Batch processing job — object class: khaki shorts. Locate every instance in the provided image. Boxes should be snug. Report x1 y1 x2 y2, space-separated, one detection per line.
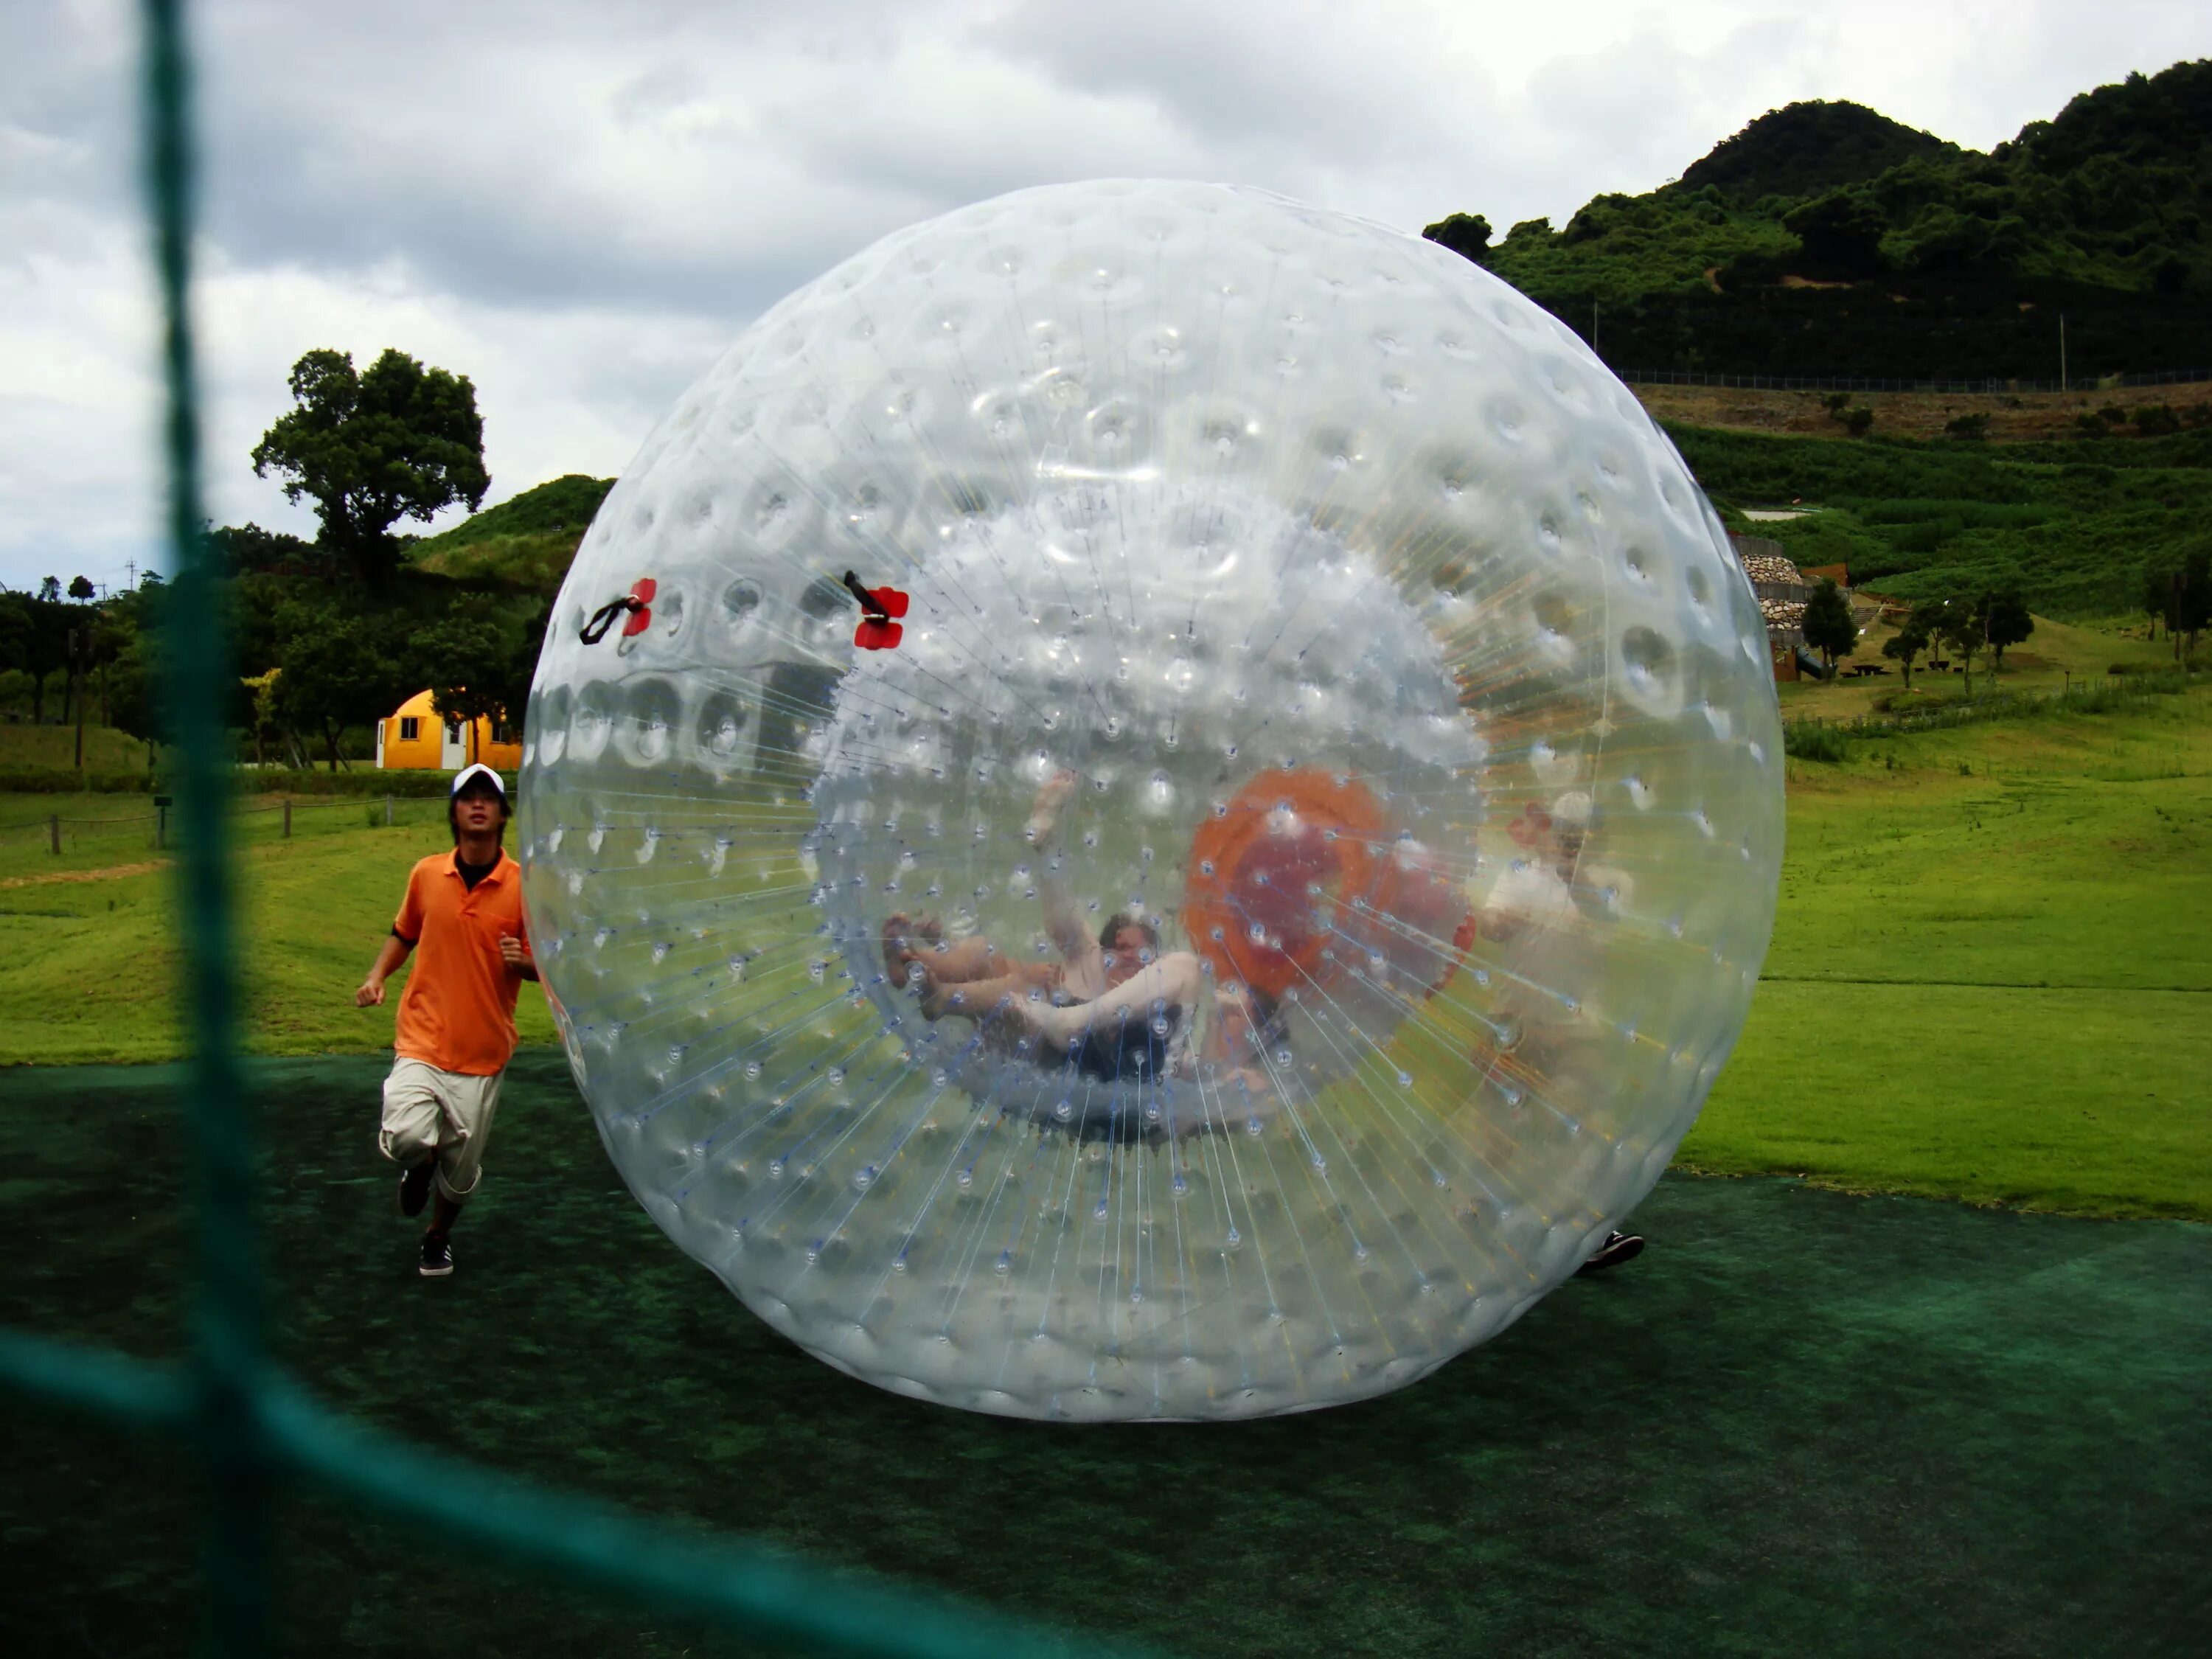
378 1057 505 1203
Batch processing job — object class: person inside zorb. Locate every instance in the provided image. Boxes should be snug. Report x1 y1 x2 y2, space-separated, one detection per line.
883 770 1208 1121
518 178 1783 1422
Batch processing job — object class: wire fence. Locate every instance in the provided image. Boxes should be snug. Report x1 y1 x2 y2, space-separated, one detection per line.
0 792 451 858
0 6 1153 1658
1621 367 2212 395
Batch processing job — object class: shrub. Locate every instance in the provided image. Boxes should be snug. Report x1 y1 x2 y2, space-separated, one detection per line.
1782 719 1851 762
1838 406 1875 438
2073 412 2110 439
2134 404 2182 437
1944 412 1991 440
2100 404 2128 425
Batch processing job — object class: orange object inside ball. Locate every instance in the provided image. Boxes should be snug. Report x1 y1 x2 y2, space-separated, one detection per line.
1183 768 1390 998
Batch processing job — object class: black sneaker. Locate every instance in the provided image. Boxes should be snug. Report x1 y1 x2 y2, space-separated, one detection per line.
398 1160 436 1218
419 1231 454 1279
1576 1231 1644 1276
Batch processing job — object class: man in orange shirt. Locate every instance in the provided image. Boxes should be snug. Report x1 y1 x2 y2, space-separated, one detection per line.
355 764 538 1278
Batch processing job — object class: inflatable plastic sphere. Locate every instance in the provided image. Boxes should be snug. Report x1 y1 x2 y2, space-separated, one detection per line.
519 180 1784 1422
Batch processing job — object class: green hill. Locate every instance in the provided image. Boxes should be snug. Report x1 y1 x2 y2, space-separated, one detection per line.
1428 60 2212 379
1674 100 1961 201
1674 423 2212 616
406 473 611 590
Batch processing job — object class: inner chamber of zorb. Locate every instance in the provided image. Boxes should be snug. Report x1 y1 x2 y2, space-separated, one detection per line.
517 182 1781 1420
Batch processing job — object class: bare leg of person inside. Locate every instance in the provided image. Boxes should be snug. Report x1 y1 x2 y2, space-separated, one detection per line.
917 951 1203 1057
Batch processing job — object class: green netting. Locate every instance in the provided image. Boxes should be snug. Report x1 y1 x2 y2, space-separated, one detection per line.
0 5 1150 1655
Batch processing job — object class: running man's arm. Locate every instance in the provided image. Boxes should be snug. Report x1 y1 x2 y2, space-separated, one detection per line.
361 866 425 1006
356 933 411 1006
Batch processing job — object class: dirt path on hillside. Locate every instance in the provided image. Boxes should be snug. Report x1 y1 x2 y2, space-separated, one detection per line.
0 860 171 889
1634 379 2212 443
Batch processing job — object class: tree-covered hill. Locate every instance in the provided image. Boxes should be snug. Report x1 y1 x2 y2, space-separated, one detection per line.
1674 100 1961 202
406 473 612 589
1427 60 2212 379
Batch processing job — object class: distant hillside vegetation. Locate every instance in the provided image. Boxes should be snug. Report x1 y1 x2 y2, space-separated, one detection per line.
1674 423 2212 617
407 473 611 590
1428 60 2212 378
1674 100 1961 201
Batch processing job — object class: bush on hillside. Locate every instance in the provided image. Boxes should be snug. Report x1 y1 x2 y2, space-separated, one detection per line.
1782 720 1852 761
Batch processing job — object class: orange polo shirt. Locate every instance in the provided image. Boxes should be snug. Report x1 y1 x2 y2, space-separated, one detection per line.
392 849 531 1076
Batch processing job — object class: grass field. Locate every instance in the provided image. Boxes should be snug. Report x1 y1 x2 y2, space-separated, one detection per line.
4 695 2207 1659
4 693 2208 1219
1685 686 2212 1217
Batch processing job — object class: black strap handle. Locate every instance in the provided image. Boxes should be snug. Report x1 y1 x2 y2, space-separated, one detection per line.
842 569 889 621
580 594 642 644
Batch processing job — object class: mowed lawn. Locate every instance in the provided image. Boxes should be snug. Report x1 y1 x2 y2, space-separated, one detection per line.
1683 688 2212 1218
0 791 558 1064
3 690 2208 1217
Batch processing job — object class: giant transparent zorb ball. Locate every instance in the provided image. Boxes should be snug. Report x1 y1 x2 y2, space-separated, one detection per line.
519 180 1783 1422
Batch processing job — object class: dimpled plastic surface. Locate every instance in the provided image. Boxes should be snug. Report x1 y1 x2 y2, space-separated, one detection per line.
519 180 1784 1422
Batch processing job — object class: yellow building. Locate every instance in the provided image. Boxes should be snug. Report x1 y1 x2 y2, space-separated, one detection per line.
375 689 522 773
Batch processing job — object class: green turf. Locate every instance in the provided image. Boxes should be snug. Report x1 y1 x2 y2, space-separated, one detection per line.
8 695 2208 1222
3 1054 2206 1658
0 794 556 1065
1680 689 2212 1218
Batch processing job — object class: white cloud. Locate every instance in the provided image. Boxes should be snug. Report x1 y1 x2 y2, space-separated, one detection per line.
1 0 2202 592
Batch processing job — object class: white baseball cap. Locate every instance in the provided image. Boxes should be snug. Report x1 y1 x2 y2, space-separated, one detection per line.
451 762 507 797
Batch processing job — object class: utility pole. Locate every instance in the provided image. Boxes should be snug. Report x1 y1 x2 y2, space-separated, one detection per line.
125 559 137 589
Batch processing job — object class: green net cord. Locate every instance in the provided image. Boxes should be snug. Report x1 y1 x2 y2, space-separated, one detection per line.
0 6 1165 1658
141 2 274 1652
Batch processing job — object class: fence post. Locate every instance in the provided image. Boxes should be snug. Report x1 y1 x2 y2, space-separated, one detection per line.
155 795 170 850
49 813 60 855
384 794 393 827
282 798 291 838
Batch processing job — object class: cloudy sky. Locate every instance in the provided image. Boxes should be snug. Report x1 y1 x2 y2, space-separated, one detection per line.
3 0 2204 594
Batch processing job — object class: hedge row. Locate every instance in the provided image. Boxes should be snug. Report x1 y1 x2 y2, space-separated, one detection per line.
0 765 468 798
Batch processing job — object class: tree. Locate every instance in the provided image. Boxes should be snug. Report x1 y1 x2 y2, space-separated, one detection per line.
1983 591 2034 667
240 669 283 768
1783 189 1889 275
67 575 96 602
486 599 549 742
1882 611 1932 686
269 599 407 770
1934 598 1986 692
251 347 489 590
105 637 160 762
0 590 73 722
1801 577 1857 675
1422 213 1494 267
411 604 511 732
209 522 327 577
2143 551 2211 661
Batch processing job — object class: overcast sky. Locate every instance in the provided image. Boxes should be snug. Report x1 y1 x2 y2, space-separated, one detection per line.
3 0 2204 594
